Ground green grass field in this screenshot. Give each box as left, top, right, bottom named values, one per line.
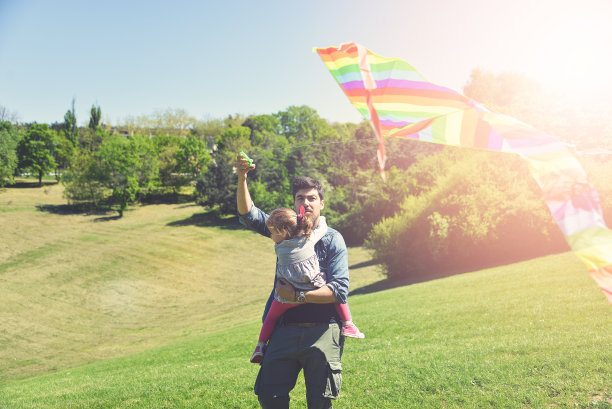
left=1, top=181, right=610, bottom=408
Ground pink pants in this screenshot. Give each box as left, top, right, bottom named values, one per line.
left=258, top=299, right=352, bottom=343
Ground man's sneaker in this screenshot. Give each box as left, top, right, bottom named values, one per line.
left=342, top=322, right=365, bottom=339
left=250, top=342, right=266, bottom=363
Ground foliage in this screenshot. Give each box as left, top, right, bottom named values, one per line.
left=63, top=98, right=78, bottom=146
left=79, top=126, right=107, bottom=152
left=366, top=148, right=568, bottom=280
left=157, top=144, right=182, bottom=193
left=148, top=132, right=212, bottom=195
left=148, top=108, right=196, bottom=137
left=195, top=106, right=338, bottom=214
left=195, top=152, right=236, bottom=214
left=17, top=123, right=57, bottom=186
left=0, top=104, right=19, bottom=123
left=325, top=167, right=416, bottom=245
left=52, top=132, right=76, bottom=181
left=96, top=134, right=159, bottom=216
left=0, top=121, right=21, bottom=187
left=321, top=122, right=442, bottom=245
left=118, top=108, right=197, bottom=137
left=62, top=149, right=107, bottom=207
left=62, top=134, right=159, bottom=216
left=177, top=134, right=212, bottom=191
left=215, top=125, right=252, bottom=154
left=88, top=104, right=102, bottom=130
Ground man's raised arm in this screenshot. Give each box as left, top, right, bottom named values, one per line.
left=236, top=154, right=255, bottom=215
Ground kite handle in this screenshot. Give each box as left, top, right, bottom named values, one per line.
left=240, top=150, right=254, bottom=166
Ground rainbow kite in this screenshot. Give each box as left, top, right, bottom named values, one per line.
left=316, top=42, right=612, bottom=303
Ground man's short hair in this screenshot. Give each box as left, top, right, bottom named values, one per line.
left=292, top=176, right=324, bottom=201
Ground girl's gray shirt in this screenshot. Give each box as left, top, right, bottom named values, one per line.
left=274, top=216, right=328, bottom=266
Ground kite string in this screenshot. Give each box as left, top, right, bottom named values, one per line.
left=284, top=136, right=612, bottom=155
left=284, top=136, right=380, bottom=150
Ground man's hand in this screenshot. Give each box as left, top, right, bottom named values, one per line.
left=276, top=279, right=297, bottom=302
left=236, top=153, right=255, bottom=215
left=236, top=153, right=255, bottom=180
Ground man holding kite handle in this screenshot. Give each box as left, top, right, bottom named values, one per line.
left=237, top=153, right=350, bottom=408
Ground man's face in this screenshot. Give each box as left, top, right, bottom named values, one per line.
left=294, top=188, right=324, bottom=226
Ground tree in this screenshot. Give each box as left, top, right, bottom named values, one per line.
left=195, top=154, right=236, bottom=214
left=117, top=108, right=198, bottom=138
left=64, top=98, right=78, bottom=146
left=195, top=126, right=251, bottom=213
left=177, top=134, right=211, bottom=176
left=52, top=131, right=75, bottom=181
left=96, top=134, right=158, bottom=217
left=157, top=144, right=182, bottom=192
left=17, top=124, right=57, bottom=186
left=89, top=104, right=102, bottom=130
left=216, top=125, right=252, bottom=154
left=80, top=125, right=107, bottom=152
left=0, top=121, right=21, bottom=186
left=0, top=105, right=19, bottom=123
left=62, top=149, right=106, bottom=208
left=150, top=108, right=196, bottom=137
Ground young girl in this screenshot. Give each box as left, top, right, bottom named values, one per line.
left=250, top=206, right=364, bottom=364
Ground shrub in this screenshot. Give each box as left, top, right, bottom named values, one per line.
left=366, top=148, right=568, bottom=280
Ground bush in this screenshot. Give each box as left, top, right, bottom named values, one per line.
left=366, top=148, right=568, bottom=280
left=325, top=167, right=416, bottom=246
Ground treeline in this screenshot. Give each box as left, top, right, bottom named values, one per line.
left=1, top=70, right=611, bottom=280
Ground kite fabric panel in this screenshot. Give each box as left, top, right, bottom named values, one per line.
left=316, top=42, right=612, bottom=303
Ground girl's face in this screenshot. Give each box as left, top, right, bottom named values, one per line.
left=268, top=225, right=288, bottom=244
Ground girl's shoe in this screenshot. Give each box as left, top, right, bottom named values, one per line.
left=250, top=342, right=266, bottom=363
left=342, top=322, right=365, bottom=339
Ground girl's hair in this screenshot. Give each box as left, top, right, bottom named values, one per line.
left=267, top=207, right=314, bottom=240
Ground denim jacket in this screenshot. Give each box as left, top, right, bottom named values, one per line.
left=238, top=203, right=349, bottom=321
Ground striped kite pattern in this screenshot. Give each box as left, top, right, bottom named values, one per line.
left=316, top=42, right=612, bottom=303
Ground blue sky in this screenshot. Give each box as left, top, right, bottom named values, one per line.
left=1, top=0, right=610, bottom=126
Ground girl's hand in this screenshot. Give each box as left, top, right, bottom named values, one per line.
left=276, top=279, right=296, bottom=301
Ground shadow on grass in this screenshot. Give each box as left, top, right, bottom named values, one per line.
left=348, top=258, right=477, bottom=297
left=36, top=204, right=93, bottom=215
left=167, top=210, right=241, bottom=230
left=94, top=214, right=122, bottom=222
left=349, top=273, right=456, bottom=297
left=36, top=204, right=120, bottom=221
left=9, top=180, right=59, bottom=188
left=348, top=252, right=558, bottom=296
left=139, top=192, right=194, bottom=205
left=349, top=259, right=378, bottom=269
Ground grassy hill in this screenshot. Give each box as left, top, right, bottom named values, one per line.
left=0, top=181, right=383, bottom=382
left=1, top=182, right=611, bottom=408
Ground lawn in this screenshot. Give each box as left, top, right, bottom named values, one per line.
left=1, top=182, right=610, bottom=408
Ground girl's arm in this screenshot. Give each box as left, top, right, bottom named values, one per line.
left=276, top=279, right=336, bottom=304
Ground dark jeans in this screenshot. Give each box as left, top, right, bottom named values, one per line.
left=254, top=322, right=344, bottom=409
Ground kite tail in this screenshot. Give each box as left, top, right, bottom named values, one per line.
left=354, top=43, right=386, bottom=180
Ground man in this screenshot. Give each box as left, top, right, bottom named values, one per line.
left=236, top=154, right=349, bottom=409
